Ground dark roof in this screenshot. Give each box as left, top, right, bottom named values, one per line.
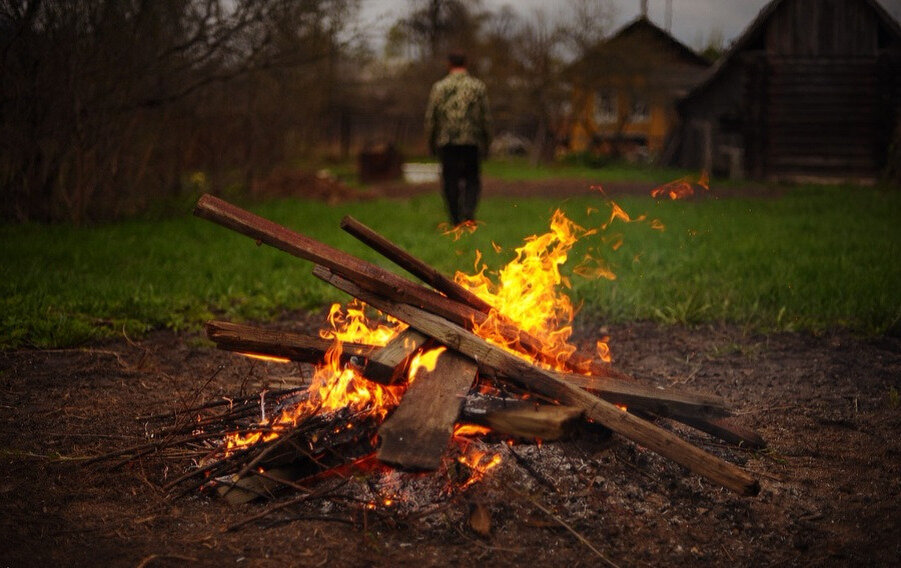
left=566, top=16, right=709, bottom=82
left=608, top=16, right=711, bottom=68
left=683, top=0, right=901, bottom=102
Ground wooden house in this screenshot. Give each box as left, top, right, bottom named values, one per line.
left=666, top=0, right=901, bottom=182
left=564, top=17, right=710, bottom=160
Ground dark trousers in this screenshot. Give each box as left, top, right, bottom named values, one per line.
left=439, top=144, right=481, bottom=225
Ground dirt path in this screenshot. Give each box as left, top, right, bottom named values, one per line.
left=369, top=176, right=784, bottom=201
left=2, top=320, right=899, bottom=567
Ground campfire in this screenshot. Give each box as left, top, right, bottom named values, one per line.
left=99, top=192, right=762, bottom=530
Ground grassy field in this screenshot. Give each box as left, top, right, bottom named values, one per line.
left=2, top=179, right=900, bottom=348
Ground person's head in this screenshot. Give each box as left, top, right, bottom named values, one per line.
left=447, top=51, right=467, bottom=70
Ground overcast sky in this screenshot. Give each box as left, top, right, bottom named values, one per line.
left=359, top=0, right=901, bottom=53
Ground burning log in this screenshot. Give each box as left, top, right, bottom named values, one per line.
left=207, top=319, right=728, bottom=421
left=341, top=215, right=494, bottom=313
left=377, top=349, right=478, bottom=470
left=462, top=398, right=586, bottom=441
left=205, top=320, right=384, bottom=376
left=314, top=266, right=760, bottom=496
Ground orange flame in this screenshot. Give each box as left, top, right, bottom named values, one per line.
left=596, top=337, right=612, bottom=363
left=438, top=220, right=480, bottom=241
left=223, top=301, right=407, bottom=455
left=454, top=209, right=603, bottom=370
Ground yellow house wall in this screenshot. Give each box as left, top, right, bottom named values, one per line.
left=568, top=85, right=673, bottom=154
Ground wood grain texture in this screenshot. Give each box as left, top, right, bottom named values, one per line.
left=377, top=349, right=478, bottom=471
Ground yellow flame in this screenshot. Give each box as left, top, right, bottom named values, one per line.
left=407, top=346, right=447, bottom=384
left=223, top=300, right=407, bottom=454
left=454, top=209, right=596, bottom=370
left=320, top=300, right=403, bottom=346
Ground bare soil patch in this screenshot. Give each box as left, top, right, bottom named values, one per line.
left=2, top=318, right=899, bottom=567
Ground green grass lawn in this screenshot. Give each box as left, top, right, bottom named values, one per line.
left=2, top=182, right=900, bottom=348
left=483, top=156, right=696, bottom=183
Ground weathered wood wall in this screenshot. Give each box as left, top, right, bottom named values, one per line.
left=671, top=0, right=901, bottom=182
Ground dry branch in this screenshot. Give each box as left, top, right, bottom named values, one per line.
left=341, top=215, right=493, bottom=312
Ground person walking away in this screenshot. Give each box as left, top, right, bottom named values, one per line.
left=425, top=52, right=491, bottom=225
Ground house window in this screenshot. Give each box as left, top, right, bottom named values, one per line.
left=629, top=94, right=649, bottom=123
left=593, top=91, right=617, bottom=124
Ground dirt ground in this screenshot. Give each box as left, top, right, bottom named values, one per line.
left=2, top=315, right=899, bottom=567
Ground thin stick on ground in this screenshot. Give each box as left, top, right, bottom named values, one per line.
left=225, top=479, right=349, bottom=532
left=517, top=489, right=621, bottom=568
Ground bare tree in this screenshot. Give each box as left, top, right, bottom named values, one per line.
left=0, top=0, right=362, bottom=223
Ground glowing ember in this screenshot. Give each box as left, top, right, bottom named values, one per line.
left=650, top=171, right=710, bottom=200
left=457, top=449, right=502, bottom=489
left=453, top=424, right=492, bottom=438
left=237, top=352, right=291, bottom=364
left=596, top=337, right=612, bottom=363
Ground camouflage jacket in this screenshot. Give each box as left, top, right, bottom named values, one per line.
left=425, top=70, right=491, bottom=154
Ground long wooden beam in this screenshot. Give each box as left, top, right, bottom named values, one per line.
left=315, top=266, right=759, bottom=496
left=205, top=320, right=379, bottom=371
left=341, top=215, right=493, bottom=312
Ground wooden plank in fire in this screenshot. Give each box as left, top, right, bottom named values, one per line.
left=377, top=349, right=478, bottom=471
